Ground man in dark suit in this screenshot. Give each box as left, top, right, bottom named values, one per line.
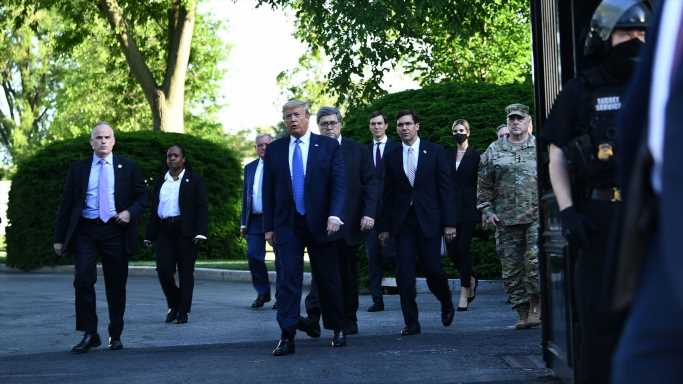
left=262, top=99, right=347, bottom=356
left=240, top=133, right=278, bottom=309
left=365, top=111, right=400, bottom=312
left=612, top=1, right=683, bottom=381
left=378, top=109, right=456, bottom=336
left=54, top=122, right=147, bottom=353
left=299, top=107, right=379, bottom=336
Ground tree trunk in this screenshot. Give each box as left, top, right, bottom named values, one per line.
left=98, top=0, right=196, bottom=133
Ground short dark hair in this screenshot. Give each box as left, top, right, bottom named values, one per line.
left=368, top=111, right=388, bottom=123
left=395, top=109, right=419, bottom=124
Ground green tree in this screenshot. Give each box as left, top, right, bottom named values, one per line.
left=48, top=13, right=228, bottom=139
left=0, top=6, right=64, bottom=162
left=276, top=50, right=340, bottom=111
left=13, top=0, right=205, bottom=133
left=259, top=0, right=531, bottom=105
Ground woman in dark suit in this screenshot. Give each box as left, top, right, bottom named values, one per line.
left=145, top=144, right=208, bottom=324
left=446, top=119, right=480, bottom=311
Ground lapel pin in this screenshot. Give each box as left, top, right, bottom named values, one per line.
left=314, top=143, right=319, bottom=147
left=117, top=164, right=123, bottom=168
left=423, top=150, right=427, bottom=154
left=185, top=178, right=190, bottom=183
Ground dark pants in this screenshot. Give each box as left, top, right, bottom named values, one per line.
left=395, top=208, right=452, bottom=328
left=306, top=241, right=360, bottom=326
left=73, top=218, right=128, bottom=338
left=155, top=218, right=198, bottom=314
left=275, top=214, right=344, bottom=337
left=446, top=221, right=475, bottom=287
left=613, top=235, right=683, bottom=383
left=574, top=200, right=624, bottom=384
left=366, top=227, right=395, bottom=303
left=246, top=214, right=271, bottom=297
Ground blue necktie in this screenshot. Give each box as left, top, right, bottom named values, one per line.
left=292, top=139, right=306, bottom=215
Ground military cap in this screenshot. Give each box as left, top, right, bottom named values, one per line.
left=505, top=103, right=530, bottom=118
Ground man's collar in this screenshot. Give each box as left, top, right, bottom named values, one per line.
left=290, top=129, right=311, bottom=144
left=337, top=135, right=342, bottom=144
left=374, top=135, right=387, bottom=144
left=92, top=152, right=114, bottom=165
left=402, top=137, right=420, bottom=151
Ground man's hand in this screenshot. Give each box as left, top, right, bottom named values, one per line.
left=378, top=232, right=390, bottom=246
left=444, top=227, right=457, bottom=242
left=483, top=212, right=500, bottom=227
left=559, top=206, right=594, bottom=251
left=360, top=216, right=375, bottom=232
left=327, top=218, right=341, bottom=235
left=265, top=231, right=275, bottom=247
left=53, top=243, right=64, bottom=256
left=240, top=226, right=247, bottom=237
left=143, top=240, right=153, bottom=248
left=115, top=210, right=131, bottom=224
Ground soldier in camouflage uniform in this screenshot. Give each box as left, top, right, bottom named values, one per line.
left=477, top=103, right=540, bottom=329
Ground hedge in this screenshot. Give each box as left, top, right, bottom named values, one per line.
left=6, top=131, right=244, bottom=270
left=343, top=81, right=534, bottom=279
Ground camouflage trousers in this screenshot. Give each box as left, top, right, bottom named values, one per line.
left=495, top=222, right=540, bottom=310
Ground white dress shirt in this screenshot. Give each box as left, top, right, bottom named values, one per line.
left=82, top=153, right=117, bottom=219
left=252, top=159, right=264, bottom=214
left=402, top=137, right=421, bottom=179
left=648, top=0, right=683, bottom=194
left=157, top=169, right=185, bottom=219
left=373, top=135, right=388, bottom=166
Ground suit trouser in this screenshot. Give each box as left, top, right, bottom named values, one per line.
left=366, top=227, right=396, bottom=303
left=275, top=214, right=344, bottom=336
left=612, top=235, right=683, bottom=384
left=155, top=219, right=198, bottom=314
left=246, top=214, right=271, bottom=297
left=446, top=222, right=475, bottom=288
left=395, top=208, right=451, bottom=328
left=73, top=218, right=128, bottom=338
left=306, top=240, right=360, bottom=325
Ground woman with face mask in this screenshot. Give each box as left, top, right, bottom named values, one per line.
left=446, top=119, right=481, bottom=311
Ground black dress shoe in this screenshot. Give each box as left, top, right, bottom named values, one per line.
left=108, top=337, right=123, bottom=350
left=272, top=338, right=295, bottom=356
left=165, top=308, right=178, bottom=323
left=251, top=294, right=271, bottom=308
left=331, top=330, right=346, bottom=347
left=468, top=276, right=478, bottom=304
left=442, top=302, right=455, bottom=327
left=297, top=316, right=321, bottom=338
left=71, top=333, right=101, bottom=353
left=367, top=302, right=384, bottom=312
left=400, top=325, right=421, bottom=336
left=344, top=321, right=358, bottom=335
left=176, top=312, right=188, bottom=324
left=457, top=306, right=468, bottom=312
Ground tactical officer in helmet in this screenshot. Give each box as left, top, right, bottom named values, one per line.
left=542, top=1, right=650, bottom=383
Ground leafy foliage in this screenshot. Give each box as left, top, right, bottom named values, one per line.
left=343, top=80, right=534, bottom=278
left=259, top=0, right=531, bottom=106
left=6, top=131, right=245, bottom=270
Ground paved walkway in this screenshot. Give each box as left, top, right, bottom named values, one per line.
left=0, top=272, right=557, bottom=384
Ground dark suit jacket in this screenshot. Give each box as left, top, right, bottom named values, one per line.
left=145, top=168, right=209, bottom=241
left=240, top=159, right=261, bottom=231
left=368, top=138, right=401, bottom=230
left=54, top=154, right=147, bottom=254
left=262, top=132, right=346, bottom=243
left=338, top=137, right=378, bottom=245
left=380, top=139, right=456, bottom=238
left=616, top=0, right=683, bottom=305
left=446, top=147, right=481, bottom=224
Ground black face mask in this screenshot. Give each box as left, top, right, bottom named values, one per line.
left=602, top=38, right=645, bottom=82
left=453, top=133, right=468, bottom=144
